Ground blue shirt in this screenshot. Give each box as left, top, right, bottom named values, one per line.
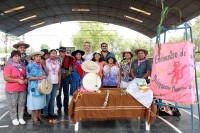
left=26, top=62, right=46, bottom=96
left=131, top=60, right=152, bottom=78
left=101, top=51, right=116, bottom=62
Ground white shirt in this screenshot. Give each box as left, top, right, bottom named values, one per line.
left=46, top=59, right=60, bottom=84
left=83, top=52, right=93, bottom=61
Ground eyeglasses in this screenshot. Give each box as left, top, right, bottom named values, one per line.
left=102, top=45, right=107, bottom=47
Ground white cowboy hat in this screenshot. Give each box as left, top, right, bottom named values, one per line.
left=13, top=41, right=30, bottom=48
left=83, top=73, right=101, bottom=91
left=82, top=60, right=100, bottom=73
left=28, top=51, right=44, bottom=59
left=121, top=48, right=132, bottom=54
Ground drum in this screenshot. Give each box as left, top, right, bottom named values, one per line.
left=38, top=79, right=52, bottom=94
left=82, top=73, right=101, bottom=91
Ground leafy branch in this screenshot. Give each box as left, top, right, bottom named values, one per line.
left=157, top=0, right=182, bottom=55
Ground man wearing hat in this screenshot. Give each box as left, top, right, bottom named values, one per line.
left=56, top=46, right=74, bottom=114
left=130, top=48, right=152, bottom=83
left=7, top=41, right=30, bottom=65
left=7, top=41, right=31, bottom=117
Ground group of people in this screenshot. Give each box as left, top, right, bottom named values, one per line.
left=3, top=41, right=152, bottom=126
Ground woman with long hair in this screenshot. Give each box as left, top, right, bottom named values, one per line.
left=103, top=55, right=120, bottom=88
left=92, top=52, right=105, bottom=79
left=119, top=49, right=134, bottom=88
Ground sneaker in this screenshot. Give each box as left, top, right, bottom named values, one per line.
left=19, top=119, right=26, bottom=125
left=12, top=119, right=19, bottom=126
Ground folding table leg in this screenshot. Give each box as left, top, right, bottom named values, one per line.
left=75, top=122, right=79, bottom=131
left=145, top=121, right=150, bottom=131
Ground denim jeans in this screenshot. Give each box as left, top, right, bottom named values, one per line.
left=56, top=77, right=70, bottom=110
left=43, top=84, right=57, bottom=116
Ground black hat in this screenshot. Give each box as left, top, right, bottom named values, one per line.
left=71, top=50, right=85, bottom=57
left=57, top=46, right=66, bottom=52
left=106, top=55, right=117, bottom=63
left=41, top=49, right=49, bottom=55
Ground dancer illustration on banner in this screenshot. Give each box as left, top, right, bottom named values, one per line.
left=168, top=61, right=187, bottom=84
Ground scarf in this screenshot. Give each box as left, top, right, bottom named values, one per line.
left=138, top=59, right=145, bottom=66
left=30, top=60, right=42, bottom=69
left=10, top=61, right=24, bottom=68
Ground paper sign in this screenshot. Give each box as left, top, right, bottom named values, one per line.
left=150, top=41, right=196, bottom=104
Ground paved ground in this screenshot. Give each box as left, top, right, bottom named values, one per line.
left=0, top=70, right=200, bottom=133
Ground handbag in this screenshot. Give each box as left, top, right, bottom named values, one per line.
left=38, top=79, right=52, bottom=94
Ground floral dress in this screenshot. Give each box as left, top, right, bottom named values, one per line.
left=26, top=62, right=46, bottom=110
left=103, top=65, right=119, bottom=87
left=120, top=60, right=132, bottom=82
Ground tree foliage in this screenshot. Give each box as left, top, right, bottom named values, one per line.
left=40, top=44, right=50, bottom=50
left=72, top=22, right=154, bottom=60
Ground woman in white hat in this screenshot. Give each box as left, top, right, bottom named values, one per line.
left=119, top=49, right=134, bottom=88
left=26, top=51, right=47, bottom=125
left=91, top=52, right=105, bottom=79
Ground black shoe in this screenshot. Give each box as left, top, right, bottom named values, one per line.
left=64, top=108, right=68, bottom=115
left=57, top=109, right=61, bottom=114
left=24, top=111, right=31, bottom=117
left=49, top=114, right=58, bottom=119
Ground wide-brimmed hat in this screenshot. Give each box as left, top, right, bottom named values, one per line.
left=134, top=48, right=148, bottom=55
left=71, top=50, right=85, bottom=57
left=57, top=46, right=66, bottom=52
left=28, top=51, right=44, bottom=59
left=82, top=60, right=100, bottom=73
left=122, top=48, right=132, bottom=54
left=13, top=41, right=30, bottom=49
left=41, top=49, right=49, bottom=55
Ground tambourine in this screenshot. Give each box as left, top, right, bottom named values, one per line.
left=82, top=73, right=101, bottom=92
left=38, top=79, right=52, bottom=94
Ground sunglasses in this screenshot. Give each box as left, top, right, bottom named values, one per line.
left=102, top=45, right=107, bottom=47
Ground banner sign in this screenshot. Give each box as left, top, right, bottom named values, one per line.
left=150, top=41, right=196, bottom=104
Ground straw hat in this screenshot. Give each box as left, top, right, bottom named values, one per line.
left=134, top=48, right=148, bottom=55
left=82, top=60, right=100, bottom=73
left=122, top=48, right=132, bottom=54
left=28, top=51, right=44, bottom=59
left=83, top=73, right=101, bottom=91
left=13, top=41, right=30, bottom=49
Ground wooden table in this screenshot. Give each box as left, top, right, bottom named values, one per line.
left=69, top=88, right=156, bottom=131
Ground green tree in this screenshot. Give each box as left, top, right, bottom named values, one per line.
left=40, top=44, right=50, bottom=50
left=72, top=22, right=154, bottom=60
